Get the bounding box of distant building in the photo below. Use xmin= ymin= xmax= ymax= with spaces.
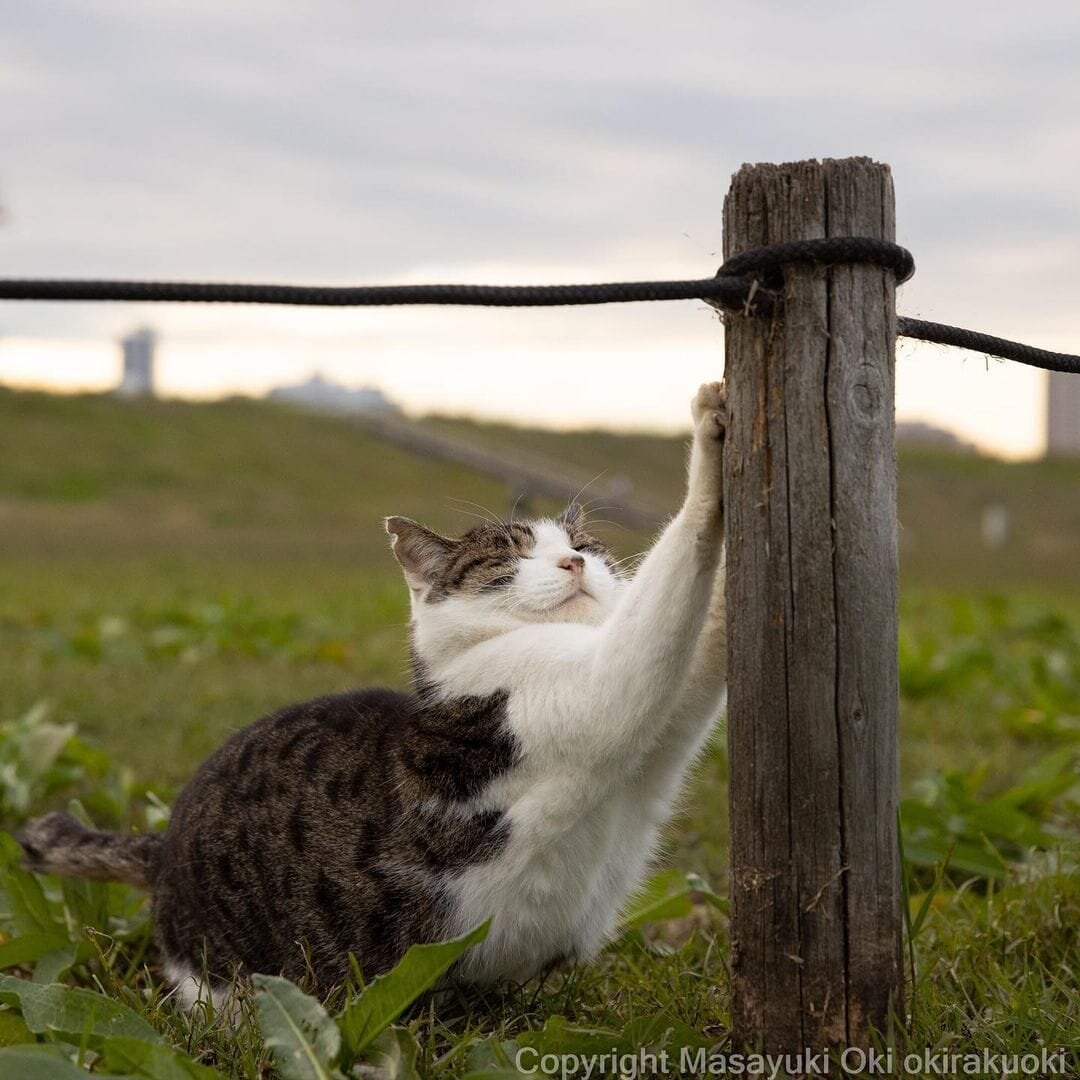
xmin=896 ymin=420 xmax=976 ymax=454
xmin=1046 ymin=370 xmax=1080 ymax=457
xmin=116 ymin=328 xmax=156 ymax=397
xmin=267 ymin=373 xmax=400 ymax=415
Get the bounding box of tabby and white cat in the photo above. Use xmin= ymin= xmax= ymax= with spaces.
xmin=19 ymin=381 xmax=728 ymax=1008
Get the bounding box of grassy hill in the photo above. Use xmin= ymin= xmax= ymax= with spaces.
xmin=0 ymin=388 xmax=1077 ymax=1071
xmin=3 ymin=386 xmax=1077 ymax=588
xmin=0 ymin=386 xmax=1077 ymax=791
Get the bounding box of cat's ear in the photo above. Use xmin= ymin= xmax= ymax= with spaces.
xmin=385 ymin=517 xmax=457 ymax=592
xmin=557 ymin=502 xmax=584 ymax=532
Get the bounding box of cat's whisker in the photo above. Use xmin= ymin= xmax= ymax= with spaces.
xmin=443 ymin=506 xmax=495 ymax=527
xmin=576 ymin=495 xmax=616 ymax=515
xmin=508 ymin=492 xmax=526 ymax=527
xmin=576 ymin=517 xmax=627 ymax=533
xmin=567 ymin=472 xmax=608 ymax=512
xmin=444 ymin=497 xmax=504 ymax=528
xmin=578 ymin=503 xmax=622 ymax=517
xmin=577 ymin=498 xmax=634 ymax=526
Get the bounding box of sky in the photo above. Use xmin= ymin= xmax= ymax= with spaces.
xmin=2 ymin=2 xmax=1079 ymax=457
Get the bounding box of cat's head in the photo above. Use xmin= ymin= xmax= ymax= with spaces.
xmin=385 ymin=505 xmax=623 ymax=629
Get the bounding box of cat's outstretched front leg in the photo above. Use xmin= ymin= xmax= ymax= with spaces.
xmin=569 ymin=381 xmax=726 ymax=765
xmin=630 ymin=384 xmax=728 ymax=800
xmin=674 ymin=378 xmax=726 ymax=718
xmin=634 ymin=557 xmax=727 ymax=809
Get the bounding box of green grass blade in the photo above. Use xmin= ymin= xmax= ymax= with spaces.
xmin=911 ymin=843 xmax=955 ymax=942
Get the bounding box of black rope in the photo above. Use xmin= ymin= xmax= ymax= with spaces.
xmin=896 ymin=318 xmax=1080 ymax=375
xmin=1 ymin=236 xmax=1077 ymax=374
xmin=0 ymin=275 xmax=748 ymax=310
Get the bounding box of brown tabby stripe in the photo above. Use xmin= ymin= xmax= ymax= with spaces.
xmin=153 ymin=686 xmax=517 ymax=989
xmin=427 ymin=522 xmax=535 ymax=601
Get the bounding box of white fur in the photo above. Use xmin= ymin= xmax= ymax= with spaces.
xmin=415 ymin=383 xmax=728 ymax=983
xmin=163 ymin=960 xmax=232 ymax=1014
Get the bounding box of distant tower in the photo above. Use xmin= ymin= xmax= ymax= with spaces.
xmin=1046 ymin=370 xmax=1080 ymax=457
xmin=117 ymin=328 xmax=156 ymax=397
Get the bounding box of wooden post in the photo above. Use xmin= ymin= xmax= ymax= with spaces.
xmin=723 ymin=158 xmax=902 ymax=1051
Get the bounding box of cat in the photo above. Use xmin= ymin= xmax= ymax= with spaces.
xmin=18 ymin=380 xmax=728 ymax=1009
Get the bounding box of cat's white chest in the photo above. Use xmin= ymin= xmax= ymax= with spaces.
xmin=447 ymin=763 xmax=669 ymax=983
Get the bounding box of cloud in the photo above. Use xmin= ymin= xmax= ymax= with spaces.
xmin=0 ymin=0 xmax=1077 ymax=453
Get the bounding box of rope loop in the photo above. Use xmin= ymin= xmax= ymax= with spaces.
xmin=709 ymin=236 xmax=916 ymax=316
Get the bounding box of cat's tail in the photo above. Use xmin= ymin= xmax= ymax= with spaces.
xmin=17 ymin=812 xmax=163 ymax=888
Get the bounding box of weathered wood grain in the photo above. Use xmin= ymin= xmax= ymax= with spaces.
xmin=723 ymin=157 xmax=902 ymax=1051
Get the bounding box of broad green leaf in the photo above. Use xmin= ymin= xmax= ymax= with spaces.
xmin=338 ymin=920 xmax=489 ymax=1055
xmin=0 ymin=932 xmax=70 ymax=971
xmin=466 ymin=1014 xmax=713 ymax=1076
xmin=901 ymin=838 xmax=1007 ymax=880
xmin=0 ymin=1009 xmax=35 ymax=1047
xmin=619 ymin=1013 xmax=713 ymax=1052
xmin=0 ymin=1042 xmax=134 ymax=1078
xmin=1000 ymin=747 xmax=1080 ymax=806
xmin=364 ymin=1026 xmax=421 ymax=1079
xmin=253 ymin=974 xmax=342 ymax=1080
xmin=620 ymin=869 xmax=726 ymax=930
xmin=0 ymin=840 xmax=60 ymax=938
xmin=60 ymin=874 xmax=108 ymax=933
xmin=515 ymin=1016 xmax=620 ymax=1057
xmin=684 ymin=872 xmax=729 ymax=916
xmin=0 ymin=974 xmax=160 ymax=1046
xmin=463 ymin=1035 xmax=522 ymax=1075
xmin=19 ymin=721 xmax=77 ymax=778
xmin=620 ymin=869 xmax=695 ymax=930
xmin=32 ymin=947 xmax=78 ymax=986
xmin=99 ymin=1035 xmax=227 ymax=1080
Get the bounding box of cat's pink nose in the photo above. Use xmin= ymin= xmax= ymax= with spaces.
xmin=558 ymin=554 xmax=585 ymax=574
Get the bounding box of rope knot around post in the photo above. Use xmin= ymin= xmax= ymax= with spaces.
xmin=708 ymin=236 xmax=916 ymax=318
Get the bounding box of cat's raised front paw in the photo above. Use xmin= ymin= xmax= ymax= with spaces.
xmin=691 ymin=381 xmax=727 ymax=442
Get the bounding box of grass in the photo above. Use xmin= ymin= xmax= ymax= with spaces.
xmin=0 ymin=387 xmax=1077 ymax=1076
